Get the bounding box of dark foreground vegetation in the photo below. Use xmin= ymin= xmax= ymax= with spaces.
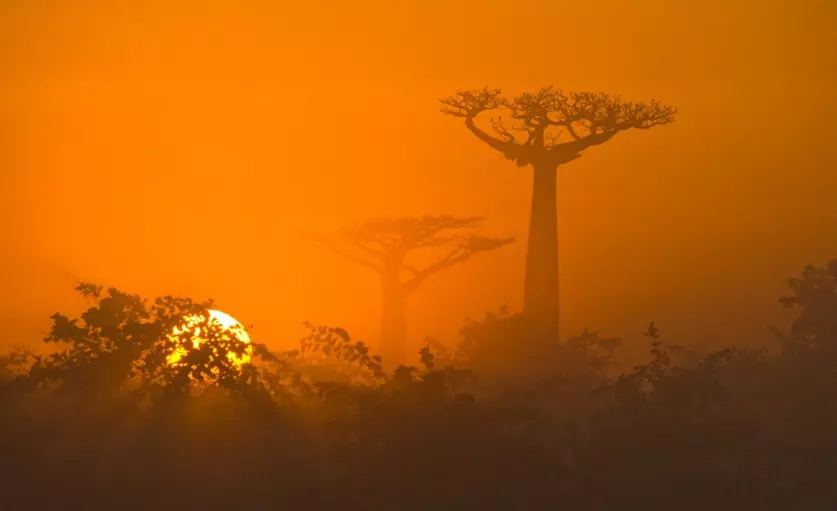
xmin=2 ymin=261 xmax=837 ymax=510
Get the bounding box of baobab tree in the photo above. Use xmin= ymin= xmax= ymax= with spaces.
xmin=307 ymin=215 xmax=513 ymax=366
xmin=440 ymin=86 xmax=676 ymax=338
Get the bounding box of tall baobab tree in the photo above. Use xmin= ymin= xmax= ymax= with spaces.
xmin=440 ymin=86 xmax=676 ymax=338
xmin=307 ymin=215 xmax=513 ymax=366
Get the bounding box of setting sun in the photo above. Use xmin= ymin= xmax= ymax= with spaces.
xmin=167 ymin=309 xmax=252 ymax=367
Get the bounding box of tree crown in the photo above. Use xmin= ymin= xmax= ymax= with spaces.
xmin=307 ymin=215 xmax=513 ymax=293
xmin=440 ymin=86 xmax=676 ymax=167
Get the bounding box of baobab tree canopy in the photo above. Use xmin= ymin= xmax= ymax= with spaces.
xmin=440 ymin=86 xmax=676 ymax=168
xmin=338 ymin=215 xmax=514 ymax=292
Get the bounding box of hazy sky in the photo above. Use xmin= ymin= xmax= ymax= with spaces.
xmin=2 ymin=0 xmax=836 ymax=356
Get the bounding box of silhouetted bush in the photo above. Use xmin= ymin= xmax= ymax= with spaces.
xmin=2 ymin=261 xmax=837 ymax=509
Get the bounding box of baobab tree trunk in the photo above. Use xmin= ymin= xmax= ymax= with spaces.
xmin=380 ymin=271 xmax=408 ymax=367
xmin=523 ymin=163 xmax=560 ymax=339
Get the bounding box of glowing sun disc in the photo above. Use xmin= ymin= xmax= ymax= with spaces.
xmin=167 ymin=309 xmax=252 ymax=367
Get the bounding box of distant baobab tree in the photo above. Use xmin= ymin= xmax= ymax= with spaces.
xmin=440 ymin=86 xmax=676 ymax=338
xmin=306 ymin=215 xmax=513 ymax=366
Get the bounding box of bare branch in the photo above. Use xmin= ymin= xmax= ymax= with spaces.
xmin=439 ymin=87 xmax=505 ymax=119
xmin=403 ymin=235 xmax=514 ymax=294
xmin=297 ymin=229 xmax=383 ymax=273
xmin=341 ymin=228 xmax=389 ymax=258
xmin=464 ymin=117 xmax=521 ymax=159
xmin=338 ymin=215 xmax=491 ymax=258
xmin=413 ymin=234 xmax=461 ymax=248
xmin=318 ymin=216 xmax=512 ymax=291
xmin=507 ymin=86 xmax=571 ymax=133
xmin=542 ymin=91 xmax=677 ymax=162
xmin=490 ymin=117 xmax=517 ymax=143
xmin=544 ymin=131 xmax=561 ymax=148
xmin=440 ymin=87 xmax=523 ymax=160
xmin=353 ymin=240 xmax=386 ymax=259
xmin=565 ymin=123 xmax=582 ymax=140
xmin=563 ymin=92 xmax=677 ymax=133
xmin=345 ymin=220 xmax=404 ymax=252
xmin=560 ymin=130 xmax=619 ymax=154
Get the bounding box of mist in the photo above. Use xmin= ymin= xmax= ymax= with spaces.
xmin=2 ymin=1 xmax=837 ymax=508
xmin=1 ymin=0 xmax=833 ymax=358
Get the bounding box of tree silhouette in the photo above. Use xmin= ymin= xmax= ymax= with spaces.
xmin=29 ymin=283 xmax=270 ymax=398
xmin=778 ymin=259 xmax=837 ymax=350
xmin=306 ymin=215 xmax=513 ymax=365
xmin=440 ymin=86 xmax=676 ymax=338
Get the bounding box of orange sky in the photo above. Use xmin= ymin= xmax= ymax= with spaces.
xmin=2 ymin=0 xmax=836 ymax=357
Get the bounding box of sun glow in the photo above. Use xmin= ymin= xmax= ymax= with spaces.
xmin=167 ymin=309 xmax=252 ymax=368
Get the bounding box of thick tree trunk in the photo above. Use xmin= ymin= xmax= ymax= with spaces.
xmin=379 ymin=272 xmax=408 ymax=368
xmin=523 ymin=163 xmax=560 ymax=339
